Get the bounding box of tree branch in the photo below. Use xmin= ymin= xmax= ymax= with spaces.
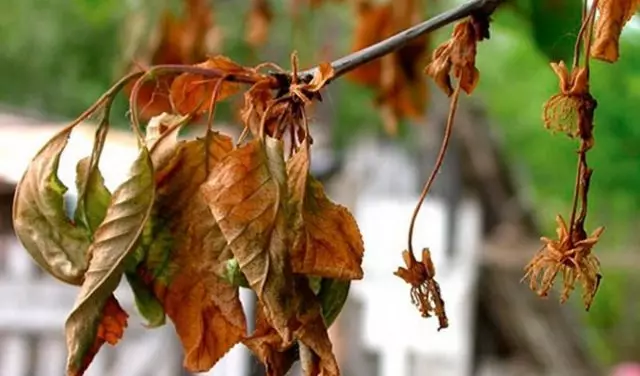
xmin=299 ymin=0 xmax=506 ymax=83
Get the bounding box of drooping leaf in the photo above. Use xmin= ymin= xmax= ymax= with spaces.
xmin=289 ymin=277 xmax=340 ymax=376
xmin=65 ymin=146 xmax=155 ymax=375
xmin=12 ymin=126 xmax=89 ymax=285
xmin=347 ymin=0 xmax=429 ymax=134
xmin=122 ymin=0 xmax=222 ymax=120
xmin=202 ymin=137 xmax=297 ymax=343
xmin=243 ymin=302 xmax=299 ymax=376
xmin=591 ymin=0 xmax=640 ymax=62
xmin=287 ymin=143 xmax=364 ymax=280
xmin=245 ymin=0 xmax=273 ymax=48
xmin=140 ymin=133 xmax=246 ymax=372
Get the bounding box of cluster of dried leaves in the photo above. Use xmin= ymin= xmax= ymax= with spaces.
xmin=12 ymin=55 xmax=364 ymax=376
xmin=12 ymin=0 xmax=640 ymax=374
xmin=522 ymin=0 xmax=640 ymax=310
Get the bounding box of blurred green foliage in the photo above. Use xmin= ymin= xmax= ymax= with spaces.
xmin=1 ymin=0 xmax=640 ymax=367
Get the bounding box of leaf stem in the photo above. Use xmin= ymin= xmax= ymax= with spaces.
xmin=298 ymin=0 xmax=505 ymax=83
xmin=407 ymin=83 xmax=461 ymax=255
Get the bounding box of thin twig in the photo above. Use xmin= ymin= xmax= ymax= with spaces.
xmin=407 ymin=82 xmax=462 ymax=255
xmin=298 ymin=0 xmax=505 ymax=83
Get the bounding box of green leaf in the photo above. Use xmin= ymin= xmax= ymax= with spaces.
xmin=65 ymin=146 xmax=155 ymax=373
xmin=317 ymin=279 xmax=350 ymax=327
xmin=124 ymin=271 xmax=166 ymax=328
xmin=74 ymin=157 xmax=112 ymax=234
xmin=12 ymin=126 xmax=89 ymax=285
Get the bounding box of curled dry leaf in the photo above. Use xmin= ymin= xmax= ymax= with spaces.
xmin=170 ymin=56 xmax=252 ymax=115
xmin=12 ymin=126 xmax=90 ymax=285
xmin=394 ymin=248 xmax=448 ymax=330
xmin=425 ymin=16 xmax=489 ymax=96
xmin=290 ymin=277 xmax=340 ymax=376
xmin=246 ymin=0 xmax=273 ymax=48
xmin=591 ymin=0 xmax=640 ymax=63
xmin=65 ymin=147 xmax=154 ymax=375
xmin=244 ymin=278 xmax=340 ymax=376
xmin=243 ymin=302 xmax=299 ymax=376
xmin=136 ymin=133 xmax=247 ymax=372
xmin=522 ymin=214 xmax=604 ymax=310
xmin=287 ymin=143 xmax=364 ymax=280
xmin=543 ymin=61 xmax=596 ymax=146
xmin=201 ymin=137 xmax=297 ymax=343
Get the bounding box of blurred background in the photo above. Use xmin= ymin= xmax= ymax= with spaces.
xmin=0 ymin=0 xmax=639 ymax=375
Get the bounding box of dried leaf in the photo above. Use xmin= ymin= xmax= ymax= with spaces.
xmin=142 ymin=134 xmax=246 ymax=372
xmin=347 ymin=0 xmax=429 ymax=131
xmin=202 ymin=138 xmax=297 ymax=343
xmin=170 ymin=56 xmax=255 ymax=115
xmin=290 ymin=277 xmax=340 ymax=376
xmin=243 ymin=302 xmax=298 ymax=376
xmin=12 ymin=126 xmax=90 ymax=285
xmin=246 ymin=0 xmax=273 ymax=48
xmin=244 ymin=278 xmax=340 ymax=376
xmin=592 ymin=0 xmax=640 ymax=62
xmin=122 ymin=0 xmax=221 ymax=120
xmin=425 ymin=16 xmax=489 ymax=96
xmin=287 ymin=143 xmax=364 ymax=280
xmin=65 ymin=147 xmax=155 ymax=374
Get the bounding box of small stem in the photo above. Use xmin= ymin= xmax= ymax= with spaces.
xmin=567 ymin=143 xmax=585 ymax=244
xmin=407 ymin=82 xmax=462 ymax=255
xmin=583 ymin=0 xmax=599 ymax=72
xmin=298 ymin=0 xmax=504 ymax=83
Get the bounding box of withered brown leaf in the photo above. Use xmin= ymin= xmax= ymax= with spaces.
xmin=347 ymin=0 xmax=429 ymax=134
xmin=246 ymin=0 xmax=273 ymax=48
xmin=244 ymin=278 xmax=340 ymax=376
xmin=139 ymin=133 xmax=247 ymax=372
xmin=123 ymin=0 xmax=221 ymax=120
xmin=425 ymin=16 xmax=489 ymax=96
xmin=170 ymin=56 xmax=249 ymax=115
xmin=243 ymin=302 xmax=298 ymax=376
xmin=287 ymin=143 xmax=364 ymax=280
xmin=591 ymin=0 xmax=640 ymax=62
xmin=201 ymin=137 xmax=297 ymax=344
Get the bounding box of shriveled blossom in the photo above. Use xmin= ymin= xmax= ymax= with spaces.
xmin=522 ymin=214 xmax=604 ymax=310
xmin=394 ymin=248 xmax=448 ymax=330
